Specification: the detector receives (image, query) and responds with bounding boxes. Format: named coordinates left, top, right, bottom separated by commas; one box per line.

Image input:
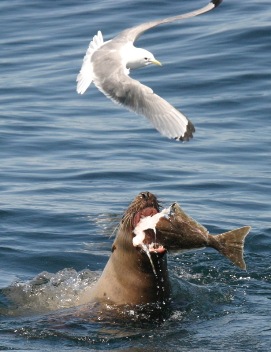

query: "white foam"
left=133, top=207, right=170, bottom=247
left=132, top=207, right=170, bottom=277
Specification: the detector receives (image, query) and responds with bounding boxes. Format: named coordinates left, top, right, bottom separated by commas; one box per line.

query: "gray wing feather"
left=115, top=0, right=221, bottom=43
left=95, top=70, right=194, bottom=140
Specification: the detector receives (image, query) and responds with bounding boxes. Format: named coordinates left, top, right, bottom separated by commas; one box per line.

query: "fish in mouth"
left=76, top=191, right=251, bottom=307
left=131, top=193, right=251, bottom=270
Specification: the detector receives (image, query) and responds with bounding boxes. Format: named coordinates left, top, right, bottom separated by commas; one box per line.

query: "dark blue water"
left=0, top=0, right=270, bottom=350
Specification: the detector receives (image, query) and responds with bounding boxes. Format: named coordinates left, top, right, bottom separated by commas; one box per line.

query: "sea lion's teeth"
left=148, top=243, right=166, bottom=253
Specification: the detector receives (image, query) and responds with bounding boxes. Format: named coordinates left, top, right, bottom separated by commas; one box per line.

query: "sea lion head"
left=113, top=192, right=168, bottom=259
left=121, top=191, right=160, bottom=231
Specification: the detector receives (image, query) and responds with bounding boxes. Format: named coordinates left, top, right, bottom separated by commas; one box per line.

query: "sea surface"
left=0, top=0, right=270, bottom=351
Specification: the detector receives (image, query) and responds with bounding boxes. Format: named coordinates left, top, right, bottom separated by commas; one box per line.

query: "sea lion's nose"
left=140, top=191, right=150, bottom=200
left=170, top=202, right=177, bottom=213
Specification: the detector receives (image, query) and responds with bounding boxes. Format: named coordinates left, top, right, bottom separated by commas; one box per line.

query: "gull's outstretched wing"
left=94, top=67, right=195, bottom=141
left=115, top=0, right=222, bottom=43
left=76, top=31, right=104, bottom=94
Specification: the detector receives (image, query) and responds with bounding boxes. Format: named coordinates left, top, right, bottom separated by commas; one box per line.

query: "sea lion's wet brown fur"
left=78, top=192, right=171, bottom=306
left=77, top=192, right=250, bottom=306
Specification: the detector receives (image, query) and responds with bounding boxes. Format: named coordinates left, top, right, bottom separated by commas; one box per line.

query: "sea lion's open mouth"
left=132, top=207, right=158, bottom=227
left=132, top=207, right=170, bottom=255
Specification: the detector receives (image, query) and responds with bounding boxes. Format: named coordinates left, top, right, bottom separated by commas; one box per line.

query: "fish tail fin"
left=211, top=226, right=251, bottom=270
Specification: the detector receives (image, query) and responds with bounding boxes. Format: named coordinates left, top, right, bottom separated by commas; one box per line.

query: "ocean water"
left=0, top=0, right=270, bottom=350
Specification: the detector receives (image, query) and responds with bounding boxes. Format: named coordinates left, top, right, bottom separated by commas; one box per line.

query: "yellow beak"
left=151, top=58, right=162, bottom=66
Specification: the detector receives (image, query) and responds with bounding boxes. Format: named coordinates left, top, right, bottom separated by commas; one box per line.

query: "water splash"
left=1, top=268, right=98, bottom=315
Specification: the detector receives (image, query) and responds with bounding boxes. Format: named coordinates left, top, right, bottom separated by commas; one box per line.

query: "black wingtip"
left=211, top=0, right=223, bottom=8
left=177, top=120, right=195, bottom=142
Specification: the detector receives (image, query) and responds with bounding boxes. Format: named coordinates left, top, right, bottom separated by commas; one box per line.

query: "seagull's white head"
left=125, top=47, right=162, bottom=70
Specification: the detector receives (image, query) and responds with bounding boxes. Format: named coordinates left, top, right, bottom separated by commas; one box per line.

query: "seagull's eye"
left=144, top=57, right=148, bottom=61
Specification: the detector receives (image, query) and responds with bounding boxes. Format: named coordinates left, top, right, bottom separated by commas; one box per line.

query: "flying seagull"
left=76, top=0, right=223, bottom=141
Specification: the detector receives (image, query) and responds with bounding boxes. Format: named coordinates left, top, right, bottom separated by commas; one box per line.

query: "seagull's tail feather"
left=76, top=31, right=104, bottom=94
